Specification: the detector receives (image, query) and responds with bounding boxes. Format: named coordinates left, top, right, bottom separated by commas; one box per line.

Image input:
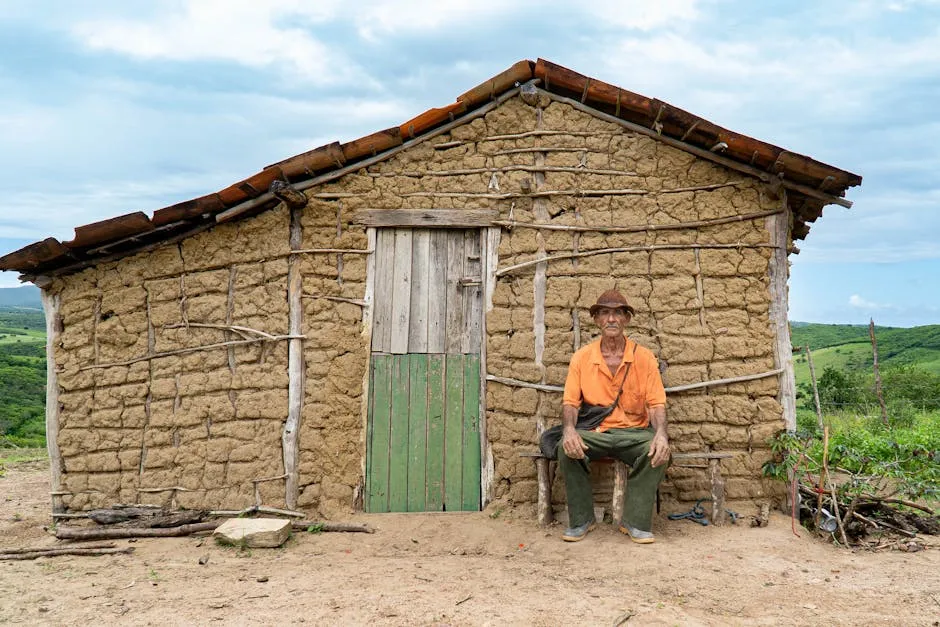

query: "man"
left=558, top=289, right=670, bottom=543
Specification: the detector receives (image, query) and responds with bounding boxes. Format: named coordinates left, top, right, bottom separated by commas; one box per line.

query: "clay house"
left=0, top=59, right=860, bottom=523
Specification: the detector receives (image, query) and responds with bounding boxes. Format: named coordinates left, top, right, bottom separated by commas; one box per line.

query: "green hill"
left=791, top=323, right=940, bottom=387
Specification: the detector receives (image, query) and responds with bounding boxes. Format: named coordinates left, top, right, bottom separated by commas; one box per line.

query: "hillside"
left=0, top=305, right=45, bottom=446
left=0, top=285, right=41, bottom=308
left=791, top=322, right=940, bottom=389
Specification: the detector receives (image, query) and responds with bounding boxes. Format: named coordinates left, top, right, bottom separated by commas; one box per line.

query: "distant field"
left=791, top=323, right=940, bottom=388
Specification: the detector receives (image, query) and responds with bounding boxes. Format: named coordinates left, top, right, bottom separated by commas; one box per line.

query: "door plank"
left=367, top=355, right=392, bottom=512
left=371, top=230, right=394, bottom=353
left=461, top=354, right=482, bottom=510
left=408, top=229, right=431, bottom=353
left=407, top=354, right=429, bottom=512
left=388, top=355, right=411, bottom=511
left=444, top=232, right=465, bottom=354
left=462, top=230, right=483, bottom=354
left=443, top=353, right=465, bottom=511
left=427, top=231, right=448, bottom=353
left=389, top=229, right=413, bottom=354
left=425, top=354, right=445, bottom=511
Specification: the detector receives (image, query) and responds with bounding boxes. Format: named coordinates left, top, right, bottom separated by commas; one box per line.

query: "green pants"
left=556, top=428, right=667, bottom=531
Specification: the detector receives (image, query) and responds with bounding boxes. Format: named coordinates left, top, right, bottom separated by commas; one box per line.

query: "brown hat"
left=589, top=289, right=635, bottom=317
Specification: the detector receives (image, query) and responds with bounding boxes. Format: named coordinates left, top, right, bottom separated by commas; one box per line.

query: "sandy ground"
left=1, top=460, right=938, bottom=626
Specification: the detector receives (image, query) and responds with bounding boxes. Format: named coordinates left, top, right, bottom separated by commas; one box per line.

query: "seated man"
left=558, top=289, right=670, bottom=543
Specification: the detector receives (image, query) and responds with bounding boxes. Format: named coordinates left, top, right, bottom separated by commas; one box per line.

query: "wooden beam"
left=283, top=207, right=305, bottom=509
left=270, top=180, right=308, bottom=210
left=353, top=209, right=498, bottom=228
left=767, top=203, right=797, bottom=431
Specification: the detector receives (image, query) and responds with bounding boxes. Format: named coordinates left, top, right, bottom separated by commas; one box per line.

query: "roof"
left=0, top=58, right=861, bottom=278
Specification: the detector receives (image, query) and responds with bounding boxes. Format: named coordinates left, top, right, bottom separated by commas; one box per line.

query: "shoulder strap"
left=611, top=341, right=636, bottom=405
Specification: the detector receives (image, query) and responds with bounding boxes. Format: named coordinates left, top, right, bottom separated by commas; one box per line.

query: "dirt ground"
left=1, top=460, right=938, bottom=626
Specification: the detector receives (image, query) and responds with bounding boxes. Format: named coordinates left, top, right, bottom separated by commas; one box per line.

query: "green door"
left=366, top=228, right=483, bottom=512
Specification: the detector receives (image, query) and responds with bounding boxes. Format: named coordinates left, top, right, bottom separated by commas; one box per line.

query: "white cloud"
left=70, top=0, right=357, bottom=84
left=848, top=294, right=892, bottom=309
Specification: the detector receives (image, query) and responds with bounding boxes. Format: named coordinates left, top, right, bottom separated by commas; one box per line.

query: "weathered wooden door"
left=366, top=228, right=483, bottom=512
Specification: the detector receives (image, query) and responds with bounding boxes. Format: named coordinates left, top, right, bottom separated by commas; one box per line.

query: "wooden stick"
left=0, top=542, right=116, bottom=555
left=485, top=130, right=609, bottom=141
left=493, top=208, right=782, bottom=234
left=55, top=522, right=220, bottom=540
left=1, top=547, right=134, bottom=561
left=830, top=477, right=850, bottom=546
left=40, top=289, right=64, bottom=514
left=136, top=486, right=193, bottom=493
left=290, top=521, right=376, bottom=533
left=495, top=243, right=778, bottom=277
left=210, top=505, right=305, bottom=518
left=805, top=345, right=824, bottom=429
left=486, top=369, right=784, bottom=394
left=289, top=248, right=372, bottom=255
left=367, top=165, right=639, bottom=177
left=164, top=322, right=277, bottom=340
left=869, top=319, right=889, bottom=426
left=852, top=512, right=917, bottom=538
left=816, top=426, right=829, bottom=530
left=284, top=207, right=304, bottom=510
left=78, top=335, right=301, bottom=370
left=858, top=497, right=937, bottom=516
left=538, top=88, right=854, bottom=209
left=492, top=147, right=585, bottom=155
left=402, top=182, right=744, bottom=200
left=302, top=294, right=367, bottom=307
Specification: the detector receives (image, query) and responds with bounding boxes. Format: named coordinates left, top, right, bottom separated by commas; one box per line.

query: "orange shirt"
left=562, top=338, right=666, bottom=430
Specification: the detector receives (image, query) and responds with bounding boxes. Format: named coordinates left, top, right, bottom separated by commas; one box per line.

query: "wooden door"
left=366, top=228, right=483, bottom=512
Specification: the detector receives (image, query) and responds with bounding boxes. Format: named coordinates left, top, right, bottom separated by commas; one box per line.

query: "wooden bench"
left=521, top=450, right=736, bottom=527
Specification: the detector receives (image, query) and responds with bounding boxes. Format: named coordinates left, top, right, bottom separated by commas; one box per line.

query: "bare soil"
left=1, top=460, right=938, bottom=626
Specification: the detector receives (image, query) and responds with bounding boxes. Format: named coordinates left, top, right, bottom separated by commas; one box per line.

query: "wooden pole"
left=40, top=288, right=64, bottom=514
left=767, top=205, right=797, bottom=431
left=869, top=319, right=889, bottom=426
left=283, top=207, right=305, bottom=509
left=805, top=345, right=824, bottom=429
left=709, top=458, right=726, bottom=526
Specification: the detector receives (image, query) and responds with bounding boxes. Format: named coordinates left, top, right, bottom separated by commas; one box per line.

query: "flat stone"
left=213, top=518, right=291, bottom=548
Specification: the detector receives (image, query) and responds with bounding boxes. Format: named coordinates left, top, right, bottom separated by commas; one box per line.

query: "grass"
left=785, top=410, right=940, bottom=504
left=0, top=329, right=44, bottom=345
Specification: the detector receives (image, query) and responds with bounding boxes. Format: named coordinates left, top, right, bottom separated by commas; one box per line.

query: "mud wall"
left=53, top=208, right=292, bottom=511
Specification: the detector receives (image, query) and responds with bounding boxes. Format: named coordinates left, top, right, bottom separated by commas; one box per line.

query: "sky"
left=0, top=0, right=938, bottom=327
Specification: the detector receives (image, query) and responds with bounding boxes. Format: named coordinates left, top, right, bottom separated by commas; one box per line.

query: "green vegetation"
left=0, top=307, right=46, bottom=448
left=774, top=323, right=940, bottom=511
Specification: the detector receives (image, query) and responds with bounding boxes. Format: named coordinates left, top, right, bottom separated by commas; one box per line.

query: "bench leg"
left=536, top=457, right=553, bottom=526
left=709, top=458, right=726, bottom=526
left=611, top=461, right=627, bottom=525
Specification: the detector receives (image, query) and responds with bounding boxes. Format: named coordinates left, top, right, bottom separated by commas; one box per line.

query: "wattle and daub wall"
left=49, top=93, right=787, bottom=517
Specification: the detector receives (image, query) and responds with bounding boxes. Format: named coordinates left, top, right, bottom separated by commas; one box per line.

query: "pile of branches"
left=788, top=429, right=938, bottom=550
left=51, top=504, right=374, bottom=541
left=1, top=504, right=374, bottom=560
left=794, top=482, right=938, bottom=550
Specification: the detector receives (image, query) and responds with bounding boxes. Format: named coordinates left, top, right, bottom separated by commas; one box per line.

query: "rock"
left=213, top=518, right=291, bottom=548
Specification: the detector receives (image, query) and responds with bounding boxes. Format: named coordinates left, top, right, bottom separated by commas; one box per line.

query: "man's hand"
left=647, top=430, right=670, bottom=467
left=561, top=426, right=589, bottom=459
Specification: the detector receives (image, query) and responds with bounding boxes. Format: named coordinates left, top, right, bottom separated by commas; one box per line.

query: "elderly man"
left=557, top=289, right=670, bottom=543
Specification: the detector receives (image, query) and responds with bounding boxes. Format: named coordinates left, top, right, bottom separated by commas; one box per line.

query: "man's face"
left=593, top=307, right=630, bottom=338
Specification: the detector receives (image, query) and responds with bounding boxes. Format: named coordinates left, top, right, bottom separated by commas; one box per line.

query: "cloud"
left=70, top=0, right=359, bottom=84
left=848, top=294, right=892, bottom=310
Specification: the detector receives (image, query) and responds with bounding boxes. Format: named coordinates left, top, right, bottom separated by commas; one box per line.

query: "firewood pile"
left=1, top=504, right=374, bottom=560
left=794, top=482, right=938, bottom=550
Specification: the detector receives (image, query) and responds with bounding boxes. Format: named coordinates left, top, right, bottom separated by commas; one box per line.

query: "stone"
left=213, top=518, right=292, bottom=548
